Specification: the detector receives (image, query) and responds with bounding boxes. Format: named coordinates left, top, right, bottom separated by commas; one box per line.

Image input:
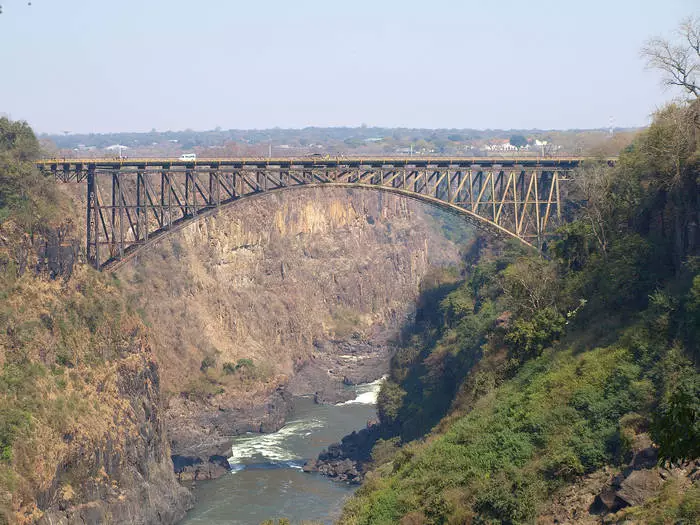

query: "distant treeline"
left=43, top=126, right=636, bottom=152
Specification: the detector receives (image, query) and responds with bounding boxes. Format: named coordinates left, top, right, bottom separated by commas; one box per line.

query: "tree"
left=570, top=162, right=617, bottom=256
left=642, top=16, right=699, bottom=98
left=501, top=256, right=560, bottom=316
left=652, top=359, right=700, bottom=462
left=637, top=103, right=697, bottom=190
left=509, top=134, right=527, bottom=148
left=377, top=381, right=406, bottom=427
left=0, top=118, right=40, bottom=161
left=505, top=306, right=566, bottom=361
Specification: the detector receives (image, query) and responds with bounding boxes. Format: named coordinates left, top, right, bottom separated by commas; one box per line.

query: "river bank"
left=168, top=335, right=392, bottom=482
left=179, top=381, right=384, bottom=524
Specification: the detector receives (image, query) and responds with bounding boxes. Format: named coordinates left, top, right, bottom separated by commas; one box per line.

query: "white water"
left=337, top=376, right=385, bottom=406
left=182, top=379, right=382, bottom=524
left=228, top=417, right=326, bottom=465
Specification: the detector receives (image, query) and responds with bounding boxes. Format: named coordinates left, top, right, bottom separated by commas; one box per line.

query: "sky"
left=0, top=0, right=697, bottom=133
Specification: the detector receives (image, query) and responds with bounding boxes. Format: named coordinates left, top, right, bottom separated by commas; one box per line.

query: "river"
left=180, top=379, right=383, bottom=525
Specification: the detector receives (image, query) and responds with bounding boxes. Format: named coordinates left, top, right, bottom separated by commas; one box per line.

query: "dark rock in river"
left=174, top=454, right=232, bottom=482
left=304, top=423, right=383, bottom=484
left=287, top=339, right=391, bottom=405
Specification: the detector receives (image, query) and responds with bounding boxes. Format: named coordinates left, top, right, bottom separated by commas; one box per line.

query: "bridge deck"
left=38, top=156, right=598, bottom=170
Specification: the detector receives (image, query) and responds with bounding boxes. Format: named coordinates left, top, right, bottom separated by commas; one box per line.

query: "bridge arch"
left=40, top=158, right=581, bottom=270
left=104, top=183, right=533, bottom=272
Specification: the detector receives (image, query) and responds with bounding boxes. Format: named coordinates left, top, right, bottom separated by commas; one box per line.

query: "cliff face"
left=116, top=187, right=464, bottom=463
left=34, top=351, right=193, bottom=525
left=0, top=221, right=192, bottom=524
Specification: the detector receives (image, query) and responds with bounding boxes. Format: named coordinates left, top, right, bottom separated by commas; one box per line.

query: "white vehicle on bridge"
left=179, top=153, right=197, bottom=161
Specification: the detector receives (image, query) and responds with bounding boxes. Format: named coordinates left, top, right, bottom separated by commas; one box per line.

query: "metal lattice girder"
left=37, top=157, right=595, bottom=270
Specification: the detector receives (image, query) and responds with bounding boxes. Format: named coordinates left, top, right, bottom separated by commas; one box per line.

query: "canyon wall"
left=0, top=220, right=192, bottom=524
left=116, top=188, right=466, bottom=466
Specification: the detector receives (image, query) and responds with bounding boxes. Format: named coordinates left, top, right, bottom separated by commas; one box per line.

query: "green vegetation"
left=200, top=355, right=217, bottom=371
left=182, top=356, right=267, bottom=401
left=223, top=358, right=255, bottom=376
left=340, top=100, right=700, bottom=523
left=0, top=117, right=69, bottom=231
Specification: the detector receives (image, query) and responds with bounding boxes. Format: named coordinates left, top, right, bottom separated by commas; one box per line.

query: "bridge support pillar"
left=86, top=167, right=100, bottom=269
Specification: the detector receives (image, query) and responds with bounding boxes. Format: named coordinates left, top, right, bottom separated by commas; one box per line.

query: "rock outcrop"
left=34, top=354, right=193, bottom=525
left=540, top=433, right=699, bottom=524
left=303, top=424, right=382, bottom=484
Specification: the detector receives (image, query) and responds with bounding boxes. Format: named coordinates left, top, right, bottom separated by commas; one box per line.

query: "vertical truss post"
left=533, top=171, right=541, bottom=246
left=192, top=170, right=198, bottom=215
left=160, top=170, right=166, bottom=228
left=185, top=169, right=191, bottom=216
left=117, top=172, right=124, bottom=259
left=446, top=170, right=451, bottom=202
left=136, top=168, right=144, bottom=242
left=468, top=170, right=474, bottom=211
left=451, top=171, right=460, bottom=203
left=111, top=170, right=118, bottom=258
left=167, top=170, right=173, bottom=228
left=142, top=168, right=149, bottom=242
left=86, top=166, right=99, bottom=268
left=512, top=171, right=519, bottom=236
left=490, top=171, right=496, bottom=221
left=555, top=171, right=561, bottom=221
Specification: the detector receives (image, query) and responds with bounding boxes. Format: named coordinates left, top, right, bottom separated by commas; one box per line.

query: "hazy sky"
left=0, top=0, right=697, bottom=133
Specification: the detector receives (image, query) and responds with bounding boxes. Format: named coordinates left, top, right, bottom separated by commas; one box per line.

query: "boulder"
left=302, top=459, right=318, bottom=473
left=590, top=486, right=626, bottom=514
left=616, top=469, right=664, bottom=507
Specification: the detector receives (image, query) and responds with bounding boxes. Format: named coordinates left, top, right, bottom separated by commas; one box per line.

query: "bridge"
left=38, top=157, right=594, bottom=271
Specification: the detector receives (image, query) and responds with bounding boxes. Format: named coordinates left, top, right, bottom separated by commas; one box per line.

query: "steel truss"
left=42, top=159, right=574, bottom=270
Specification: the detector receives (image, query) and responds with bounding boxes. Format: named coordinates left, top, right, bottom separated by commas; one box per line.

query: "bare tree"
left=571, top=162, right=616, bottom=256
left=642, top=16, right=699, bottom=98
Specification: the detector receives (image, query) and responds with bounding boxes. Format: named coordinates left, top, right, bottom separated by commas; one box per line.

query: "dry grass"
left=0, top=265, right=172, bottom=523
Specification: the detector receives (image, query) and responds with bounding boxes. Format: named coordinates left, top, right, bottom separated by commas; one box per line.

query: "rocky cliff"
left=0, top=119, right=194, bottom=524
left=0, top=220, right=192, bottom=524
left=116, top=187, right=464, bottom=472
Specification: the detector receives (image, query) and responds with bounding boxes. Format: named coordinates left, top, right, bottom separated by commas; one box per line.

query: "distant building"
left=484, top=142, right=519, bottom=152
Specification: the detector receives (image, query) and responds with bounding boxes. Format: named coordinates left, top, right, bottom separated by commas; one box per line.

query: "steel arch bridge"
left=38, top=157, right=593, bottom=271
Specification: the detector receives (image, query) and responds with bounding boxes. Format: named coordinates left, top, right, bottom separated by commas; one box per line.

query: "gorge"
left=1, top=98, right=699, bottom=524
